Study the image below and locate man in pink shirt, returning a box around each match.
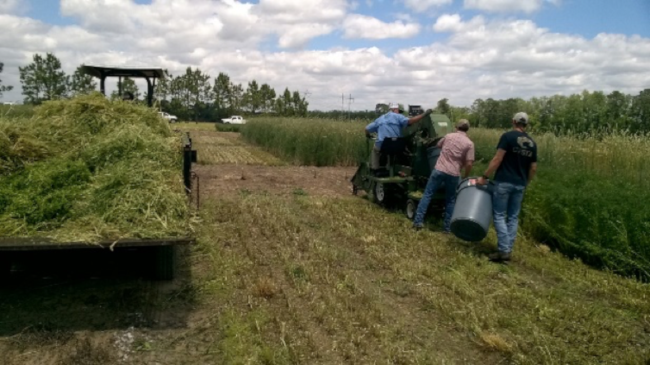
[413,119,475,232]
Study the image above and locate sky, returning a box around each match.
[0,0,649,111]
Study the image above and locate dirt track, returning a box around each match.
[195,164,358,199]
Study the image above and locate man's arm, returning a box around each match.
[436,136,445,148]
[478,149,506,184]
[463,160,473,179]
[463,144,475,179]
[406,109,432,126]
[528,162,537,184]
[365,120,378,138]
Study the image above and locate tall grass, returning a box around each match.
[240,118,650,281]
[241,118,368,166]
[0,104,35,119]
[469,128,650,280]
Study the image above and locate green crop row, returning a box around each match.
[240,118,368,166]
[240,117,650,281]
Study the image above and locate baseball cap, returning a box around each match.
[456,119,470,128]
[388,102,399,109]
[513,112,529,124]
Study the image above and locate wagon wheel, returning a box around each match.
[405,198,417,220]
[374,182,386,205]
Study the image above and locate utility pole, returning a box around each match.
[347,93,354,120]
[341,93,344,113]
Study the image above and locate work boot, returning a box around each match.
[488,251,511,262]
[412,223,424,231]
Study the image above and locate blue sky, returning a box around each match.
[24,0,650,44]
[2,0,650,109]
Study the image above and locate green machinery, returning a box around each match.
[350,111,453,220]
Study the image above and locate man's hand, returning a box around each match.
[477,176,488,185]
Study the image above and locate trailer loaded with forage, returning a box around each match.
[0,89,198,280]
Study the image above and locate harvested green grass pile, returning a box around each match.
[0,93,194,243]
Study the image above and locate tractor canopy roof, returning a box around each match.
[80,65,165,107]
[80,65,165,79]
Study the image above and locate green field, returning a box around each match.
[2,116,649,365]
[241,117,650,281]
[241,118,367,166]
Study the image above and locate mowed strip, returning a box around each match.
[170,122,650,364]
[163,194,650,365]
[188,129,284,166]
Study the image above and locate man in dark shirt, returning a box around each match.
[477,112,538,262]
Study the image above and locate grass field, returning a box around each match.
[241,118,366,166]
[174,122,283,166]
[2,122,649,365]
[239,117,650,282]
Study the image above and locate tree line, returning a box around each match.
[3,52,649,135]
[0,52,309,121]
[433,90,650,135]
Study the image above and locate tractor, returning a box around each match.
[350,109,453,221]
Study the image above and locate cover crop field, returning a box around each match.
[240,117,650,282]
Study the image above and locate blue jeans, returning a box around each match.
[413,169,459,231]
[492,182,526,253]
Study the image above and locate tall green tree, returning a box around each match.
[18,52,69,104]
[69,66,97,96]
[154,69,172,103]
[0,62,13,99]
[212,72,232,118]
[274,88,294,116]
[259,83,276,112]
[243,80,263,113]
[292,90,308,117]
[631,89,650,133]
[435,98,450,117]
[173,67,212,120]
[228,82,244,116]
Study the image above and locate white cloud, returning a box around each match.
[343,14,421,39]
[0,0,29,14]
[401,0,453,12]
[433,14,463,32]
[464,0,543,13]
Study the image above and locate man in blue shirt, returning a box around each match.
[365,103,431,170]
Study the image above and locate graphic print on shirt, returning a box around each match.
[514,136,535,157]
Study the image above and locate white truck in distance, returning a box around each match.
[158,111,178,123]
[221,115,246,124]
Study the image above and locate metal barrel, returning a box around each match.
[450,177,494,242]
